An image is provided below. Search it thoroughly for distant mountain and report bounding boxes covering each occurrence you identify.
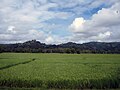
[22,40,46,49]
[0,40,120,53]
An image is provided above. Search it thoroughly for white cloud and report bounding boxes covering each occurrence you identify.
[90,31,111,40]
[45,36,54,44]
[0,0,120,44]
[69,1,120,42]
[7,26,16,34]
[0,0,73,44]
[69,17,85,32]
[0,34,13,40]
[0,27,47,43]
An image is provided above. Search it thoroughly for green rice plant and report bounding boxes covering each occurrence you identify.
[0,53,120,89]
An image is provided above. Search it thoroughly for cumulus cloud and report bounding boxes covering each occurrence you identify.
[90,31,111,41]
[0,0,120,44]
[7,26,16,34]
[0,28,46,43]
[69,18,85,32]
[45,36,54,44]
[0,0,72,44]
[69,1,120,42]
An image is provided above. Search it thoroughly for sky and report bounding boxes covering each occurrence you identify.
[0,0,120,44]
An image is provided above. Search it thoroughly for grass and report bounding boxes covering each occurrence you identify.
[0,53,120,89]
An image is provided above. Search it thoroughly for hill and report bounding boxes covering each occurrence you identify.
[0,40,120,53]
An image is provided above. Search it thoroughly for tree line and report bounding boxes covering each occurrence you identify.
[0,40,120,54]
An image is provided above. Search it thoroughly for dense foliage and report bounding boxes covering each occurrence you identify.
[0,40,120,53]
[0,53,120,89]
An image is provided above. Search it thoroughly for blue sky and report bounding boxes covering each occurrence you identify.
[0,0,120,44]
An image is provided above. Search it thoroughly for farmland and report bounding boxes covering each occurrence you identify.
[0,53,120,89]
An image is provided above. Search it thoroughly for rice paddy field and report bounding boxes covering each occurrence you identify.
[0,53,120,89]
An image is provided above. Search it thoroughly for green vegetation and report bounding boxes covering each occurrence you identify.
[1,40,120,54]
[0,53,120,89]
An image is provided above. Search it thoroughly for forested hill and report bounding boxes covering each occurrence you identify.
[0,40,120,53]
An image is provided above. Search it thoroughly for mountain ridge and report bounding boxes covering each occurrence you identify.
[0,40,120,53]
